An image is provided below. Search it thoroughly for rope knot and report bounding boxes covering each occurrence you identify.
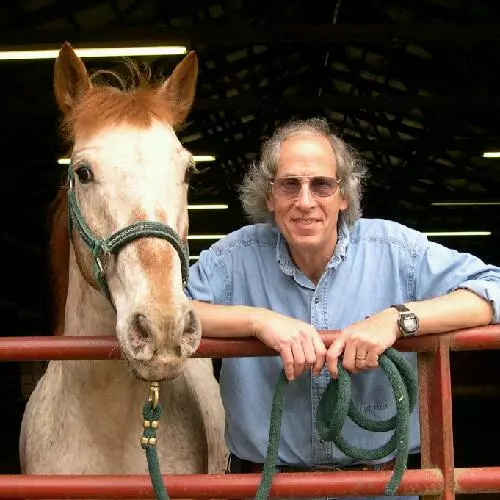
[141,401,162,449]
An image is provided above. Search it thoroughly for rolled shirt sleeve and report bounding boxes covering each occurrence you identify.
[185,248,228,305]
[415,238,500,323]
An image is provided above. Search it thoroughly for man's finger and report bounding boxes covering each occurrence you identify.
[326,337,346,378]
[301,336,317,371]
[280,345,295,381]
[312,336,327,376]
[291,340,306,379]
[366,350,379,369]
[342,341,359,373]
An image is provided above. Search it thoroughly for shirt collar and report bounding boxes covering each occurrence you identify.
[328,219,350,268]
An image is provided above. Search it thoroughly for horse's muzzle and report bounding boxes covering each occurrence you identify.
[122,304,201,381]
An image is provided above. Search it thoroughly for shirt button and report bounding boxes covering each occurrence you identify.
[315,297,320,303]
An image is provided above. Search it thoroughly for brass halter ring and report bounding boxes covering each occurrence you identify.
[148,381,160,409]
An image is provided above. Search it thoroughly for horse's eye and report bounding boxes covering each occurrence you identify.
[75,165,94,184]
[184,165,195,184]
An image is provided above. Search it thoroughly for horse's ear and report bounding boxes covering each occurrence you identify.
[160,51,198,126]
[54,42,91,115]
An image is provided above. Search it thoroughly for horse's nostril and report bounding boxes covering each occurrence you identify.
[130,313,152,349]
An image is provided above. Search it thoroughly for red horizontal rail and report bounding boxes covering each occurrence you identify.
[0,470,443,498]
[2,467,499,498]
[2,328,500,500]
[448,326,500,350]
[455,467,500,493]
[1,326,499,361]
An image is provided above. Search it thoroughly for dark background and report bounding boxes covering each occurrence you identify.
[0,1,499,497]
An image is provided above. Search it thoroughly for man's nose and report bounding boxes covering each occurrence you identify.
[296,182,316,207]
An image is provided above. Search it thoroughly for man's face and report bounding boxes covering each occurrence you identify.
[266,133,348,258]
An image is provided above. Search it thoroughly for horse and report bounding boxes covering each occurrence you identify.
[19,42,227,483]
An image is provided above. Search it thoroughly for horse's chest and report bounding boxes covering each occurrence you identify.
[61,407,205,474]
[22,368,208,475]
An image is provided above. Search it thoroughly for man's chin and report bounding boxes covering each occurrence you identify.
[288,230,322,245]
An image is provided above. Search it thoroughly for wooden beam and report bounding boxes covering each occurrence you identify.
[0,23,498,46]
[190,95,500,111]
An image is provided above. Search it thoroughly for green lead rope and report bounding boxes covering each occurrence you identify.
[255,370,289,499]
[256,347,418,499]
[316,348,418,495]
[142,347,417,500]
[142,388,170,500]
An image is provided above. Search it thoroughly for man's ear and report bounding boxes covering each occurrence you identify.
[266,193,275,213]
[339,196,348,211]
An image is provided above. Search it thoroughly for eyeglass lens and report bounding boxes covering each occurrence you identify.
[274,176,338,197]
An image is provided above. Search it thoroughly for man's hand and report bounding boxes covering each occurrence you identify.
[326,308,400,378]
[251,309,327,381]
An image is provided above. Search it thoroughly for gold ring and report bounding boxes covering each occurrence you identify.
[355,356,367,360]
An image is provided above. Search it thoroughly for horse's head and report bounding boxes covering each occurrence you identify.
[54,42,201,381]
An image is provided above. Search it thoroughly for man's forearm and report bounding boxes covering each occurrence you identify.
[191,300,259,338]
[403,288,493,336]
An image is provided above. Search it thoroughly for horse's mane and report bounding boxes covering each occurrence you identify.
[51,62,186,335]
[49,187,69,335]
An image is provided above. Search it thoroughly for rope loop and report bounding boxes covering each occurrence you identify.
[256,347,417,499]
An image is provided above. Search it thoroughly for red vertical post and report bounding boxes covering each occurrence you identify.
[418,338,455,499]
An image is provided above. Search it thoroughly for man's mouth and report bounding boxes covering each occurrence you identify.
[292,218,320,224]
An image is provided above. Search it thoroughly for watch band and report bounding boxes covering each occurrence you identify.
[391,304,410,313]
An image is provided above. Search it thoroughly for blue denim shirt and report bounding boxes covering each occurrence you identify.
[186,218,500,466]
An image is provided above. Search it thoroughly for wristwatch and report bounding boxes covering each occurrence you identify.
[391,304,419,338]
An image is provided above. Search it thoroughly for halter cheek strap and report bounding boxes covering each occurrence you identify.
[67,166,190,307]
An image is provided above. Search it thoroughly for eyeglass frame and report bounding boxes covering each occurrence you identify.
[269,175,343,199]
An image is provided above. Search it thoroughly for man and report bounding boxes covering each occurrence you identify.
[186,117,500,500]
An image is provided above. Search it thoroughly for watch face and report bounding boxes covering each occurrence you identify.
[401,314,419,333]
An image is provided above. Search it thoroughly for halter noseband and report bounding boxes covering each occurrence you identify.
[67,165,190,306]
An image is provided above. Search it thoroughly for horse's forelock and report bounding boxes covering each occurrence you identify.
[60,68,182,144]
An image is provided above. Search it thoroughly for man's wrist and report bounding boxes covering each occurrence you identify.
[390,304,420,338]
[384,307,402,339]
[249,307,267,337]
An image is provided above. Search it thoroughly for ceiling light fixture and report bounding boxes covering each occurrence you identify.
[188,204,228,210]
[193,155,216,162]
[58,156,215,165]
[187,235,225,240]
[0,46,187,61]
[425,231,491,237]
[483,152,500,158]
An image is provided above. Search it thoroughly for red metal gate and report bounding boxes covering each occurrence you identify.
[1,327,500,498]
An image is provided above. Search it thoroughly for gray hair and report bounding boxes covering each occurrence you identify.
[239,117,368,228]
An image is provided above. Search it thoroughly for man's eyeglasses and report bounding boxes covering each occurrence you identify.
[270,176,342,198]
